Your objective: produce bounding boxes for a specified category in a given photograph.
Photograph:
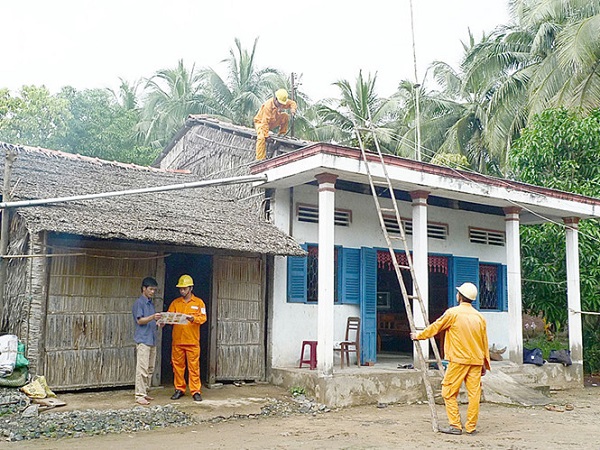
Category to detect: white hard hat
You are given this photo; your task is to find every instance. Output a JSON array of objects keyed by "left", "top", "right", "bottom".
[{"left": 456, "top": 282, "right": 478, "bottom": 301}]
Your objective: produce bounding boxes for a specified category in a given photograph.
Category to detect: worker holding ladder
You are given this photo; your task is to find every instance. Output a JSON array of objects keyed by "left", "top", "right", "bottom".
[{"left": 411, "top": 282, "right": 491, "bottom": 435}]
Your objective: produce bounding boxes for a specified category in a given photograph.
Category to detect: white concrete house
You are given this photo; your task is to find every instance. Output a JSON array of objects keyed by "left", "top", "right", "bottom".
[{"left": 249, "top": 142, "right": 600, "bottom": 385}]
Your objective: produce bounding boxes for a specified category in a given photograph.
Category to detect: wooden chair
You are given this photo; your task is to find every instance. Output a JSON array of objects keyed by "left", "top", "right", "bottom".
[{"left": 339, "top": 316, "right": 361, "bottom": 368}]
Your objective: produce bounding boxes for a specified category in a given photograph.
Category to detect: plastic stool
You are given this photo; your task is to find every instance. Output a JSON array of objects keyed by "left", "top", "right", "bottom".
[{"left": 299, "top": 340, "right": 318, "bottom": 369}]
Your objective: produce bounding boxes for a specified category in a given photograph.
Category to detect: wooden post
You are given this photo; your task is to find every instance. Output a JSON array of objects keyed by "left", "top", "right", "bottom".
[{"left": 0, "top": 149, "right": 17, "bottom": 326}]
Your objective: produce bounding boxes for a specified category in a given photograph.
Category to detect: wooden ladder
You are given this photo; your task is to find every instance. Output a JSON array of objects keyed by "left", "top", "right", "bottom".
[{"left": 353, "top": 119, "right": 445, "bottom": 432}]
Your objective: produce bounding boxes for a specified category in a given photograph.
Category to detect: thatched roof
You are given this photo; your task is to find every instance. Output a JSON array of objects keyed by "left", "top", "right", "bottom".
[
  {"left": 154, "top": 114, "right": 311, "bottom": 169},
  {"left": 0, "top": 142, "right": 305, "bottom": 256}
]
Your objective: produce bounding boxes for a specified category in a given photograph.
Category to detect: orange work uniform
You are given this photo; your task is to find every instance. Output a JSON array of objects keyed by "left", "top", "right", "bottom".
[
  {"left": 253, "top": 97, "right": 298, "bottom": 160},
  {"left": 168, "top": 295, "right": 207, "bottom": 395},
  {"left": 415, "top": 302, "right": 491, "bottom": 433}
]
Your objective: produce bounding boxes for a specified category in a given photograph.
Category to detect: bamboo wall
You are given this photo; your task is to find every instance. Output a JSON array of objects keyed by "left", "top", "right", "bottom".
[
  {"left": 44, "top": 246, "right": 162, "bottom": 390},
  {"left": 213, "top": 255, "right": 265, "bottom": 381},
  {"left": 3, "top": 214, "right": 30, "bottom": 335}
]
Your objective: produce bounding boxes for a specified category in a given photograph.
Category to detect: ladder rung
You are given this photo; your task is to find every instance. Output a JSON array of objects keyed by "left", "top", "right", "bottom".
[
  {"left": 380, "top": 207, "right": 397, "bottom": 213},
  {"left": 398, "top": 264, "right": 410, "bottom": 270},
  {"left": 372, "top": 181, "right": 390, "bottom": 187},
  {"left": 389, "top": 235, "right": 404, "bottom": 240},
  {"left": 407, "top": 294, "right": 421, "bottom": 300}
]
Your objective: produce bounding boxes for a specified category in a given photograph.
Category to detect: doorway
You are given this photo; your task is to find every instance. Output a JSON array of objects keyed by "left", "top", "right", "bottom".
[
  {"left": 375, "top": 252, "right": 448, "bottom": 356},
  {"left": 161, "top": 253, "right": 212, "bottom": 388}
]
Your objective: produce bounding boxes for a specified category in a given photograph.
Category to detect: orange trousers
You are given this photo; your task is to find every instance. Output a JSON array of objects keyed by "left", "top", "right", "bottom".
[
  {"left": 254, "top": 113, "right": 290, "bottom": 160},
  {"left": 171, "top": 344, "right": 201, "bottom": 395},
  {"left": 441, "top": 362, "right": 483, "bottom": 433}
]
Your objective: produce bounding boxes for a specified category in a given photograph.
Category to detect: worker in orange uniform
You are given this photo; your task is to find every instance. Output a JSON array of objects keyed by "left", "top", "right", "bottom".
[
  {"left": 410, "top": 282, "right": 491, "bottom": 436},
  {"left": 168, "top": 274, "right": 207, "bottom": 402},
  {"left": 253, "top": 88, "right": 297, "bottom": 160}
]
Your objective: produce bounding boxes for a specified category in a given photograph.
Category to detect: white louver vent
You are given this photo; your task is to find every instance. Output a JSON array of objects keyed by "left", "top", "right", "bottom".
[
  {"left": 297, "top": 204, "right": 352, "bottom": 227},
  {"left": 383, "top": 216, "right": 448, "bottom": 240},
  {"left": 469, "top": 227, "right": 505, "bottom": 246}
]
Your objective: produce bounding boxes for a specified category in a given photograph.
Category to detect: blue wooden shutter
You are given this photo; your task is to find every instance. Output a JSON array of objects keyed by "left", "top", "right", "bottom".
[
  {"left": 499, "top": 264, "right": 508, "bottom": 311},
  {"left": 360, "top": 247, "right": 377, "bottom": 365},
  {"left": 287, "top": 244, "right": 308, "bottom": 303},
  {"left": 449, "top": 256, "right": 480, "bottom": 308},
  {"left": 341, "top": 247, "right": 360, "bottom": 304}
]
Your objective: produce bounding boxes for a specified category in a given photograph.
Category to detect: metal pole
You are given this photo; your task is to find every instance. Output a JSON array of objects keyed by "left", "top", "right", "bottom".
[
  {"left": 409, "top": 0, "right": 422, "bottom": 161},
  {"left": 290, "top": 72, "right": 296, "bottom": 138},
  {"left": 0, "top": 174, "right": 268, "bottom": 210},
  {"left": 0, "top": 149, "right": 17, "bottom": 324}
]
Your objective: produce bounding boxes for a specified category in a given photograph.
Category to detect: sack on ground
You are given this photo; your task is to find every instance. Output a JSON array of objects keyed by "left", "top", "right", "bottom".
[
  {"left": 15, "top": 342, "right": 29, "bottom": 369},
  {"left": 21, "top": 376, "right": 57, "bottom": 399},
  {"left": 523, "top": 347, "right": 545, "bottom": 366},
  {"left": 0, "top": 334, "right": 19, "bottom": 377},
  {"left": 0, "top": 366, "right": 28, "bottom": 387},
  {"left": 548, "top": 349, "right": 572, "bottom": 366}
]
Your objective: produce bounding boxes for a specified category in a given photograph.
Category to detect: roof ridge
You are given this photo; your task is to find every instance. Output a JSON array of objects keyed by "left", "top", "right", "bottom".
[{"left": 0, "top": 141, "right": 173, "bottom": 173}]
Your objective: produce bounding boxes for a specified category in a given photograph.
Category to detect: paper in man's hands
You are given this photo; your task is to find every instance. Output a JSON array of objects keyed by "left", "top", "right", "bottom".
[{"left": 157, "top": 312, "right": 190, "bottom": 325}]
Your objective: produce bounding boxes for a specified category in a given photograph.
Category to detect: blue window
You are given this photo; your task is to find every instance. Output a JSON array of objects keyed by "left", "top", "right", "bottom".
[
  {"left": 287, "top": 245, "right": 360, "bottom": 304},
  {"left": 449, "top": 256, "right": 507, "bottom": 311}
]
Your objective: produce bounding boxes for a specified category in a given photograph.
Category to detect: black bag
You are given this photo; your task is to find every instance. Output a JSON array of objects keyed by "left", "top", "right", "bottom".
[
  {"left": 523, "top": 347, "right": 545, "bottom": 366},
  {"left": 548, "top": 349, "right": 572, "bottom": 366}
]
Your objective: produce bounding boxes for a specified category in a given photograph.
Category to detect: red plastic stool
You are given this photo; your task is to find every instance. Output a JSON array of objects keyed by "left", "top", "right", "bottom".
[{"left": 299, "top": 340, "right": 318, "bottom": 369}]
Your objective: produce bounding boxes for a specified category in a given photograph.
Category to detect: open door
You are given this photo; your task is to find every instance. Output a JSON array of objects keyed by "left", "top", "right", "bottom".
[{"left": 210, "top": 255, "right": 265, "bottom": 382}]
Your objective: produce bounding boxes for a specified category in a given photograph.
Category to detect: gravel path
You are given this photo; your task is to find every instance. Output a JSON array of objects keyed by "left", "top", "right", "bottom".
[{"left": 0, "top": 388, "right": 328, "bottom": 442}]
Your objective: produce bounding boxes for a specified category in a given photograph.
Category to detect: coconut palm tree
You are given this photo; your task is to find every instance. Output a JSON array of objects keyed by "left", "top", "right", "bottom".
[
  {"left": 316, "top": 71, "right": 400, "bottom": 153},
  {"left": 412, "top": 1, "right": 600, "bottom": 175},
  {"left": 138, "top": 60, "right": 210, "bottom": 149},
  {"left": 201, "top": 38, "right": 290, "bottom": 127}
]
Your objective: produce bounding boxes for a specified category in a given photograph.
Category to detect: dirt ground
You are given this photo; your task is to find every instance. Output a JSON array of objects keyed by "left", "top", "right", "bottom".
[{"left": 2, "top": 381, "right": 600, "bottom": 450}]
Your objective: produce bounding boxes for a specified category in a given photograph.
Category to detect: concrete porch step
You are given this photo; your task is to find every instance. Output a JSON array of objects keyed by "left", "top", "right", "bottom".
[{"left": 482, "top": 370, "right": 551, "bottom": 406}]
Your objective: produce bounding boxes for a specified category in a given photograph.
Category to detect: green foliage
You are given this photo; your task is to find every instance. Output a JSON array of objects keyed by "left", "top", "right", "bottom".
[
  {"left": 429, "top": 152, "right": 471, "bottom": 170},
  {"left": 0, "top": 85, "right": 156, "bottom": 165},
  {"left": 511, "top": 107, "right": 600, "bottom": 372},
  {"left": 524, "top": 334, "right": 569, "bottom": 361},
  {"left": 56, "top": 87, "right": 157, "bottom": 164},
  {"left": 289, "top": 386, "right": 306, "bottom": 396},
  {"left": 0, "top": 85, "right": 70, "bottom": 148},
  {"left": 583, "top": 316, "right": 600, "bottom": 374}
]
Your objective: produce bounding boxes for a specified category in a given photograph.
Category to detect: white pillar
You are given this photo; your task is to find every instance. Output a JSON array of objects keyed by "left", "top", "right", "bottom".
[
  {"left": 410, "top": 190, "right": 429, "bottom": 361},
  {"left": 315, "top": 173, "right": 337, "bottom": 377},
  {"left": 504, "top": 207, "right": 523, "bottom": 364},
  {"left": 564, "top": 217, "right": 583, "bottom": 364}
]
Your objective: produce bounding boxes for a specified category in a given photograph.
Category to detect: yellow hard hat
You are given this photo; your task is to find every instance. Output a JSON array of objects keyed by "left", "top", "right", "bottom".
[
  {"left": 275, "top": 88, "right": 288, "bottom": 105},
  {"left": 456, "top": 282, "right": 477, "bottom": 301},
  {"left": 176, "top": 274, "right": 194, "bottom": 288}
]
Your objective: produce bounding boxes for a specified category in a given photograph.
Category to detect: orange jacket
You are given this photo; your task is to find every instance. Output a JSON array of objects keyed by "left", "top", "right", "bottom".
[
  {"left": 168, "top": 295, "right": 207, "bottom": 346},
  {"left": 253, "top": 97, "right": 297, "bottom": 129},
  {"left": 416, "top": 302, "right": 491, "bottom": 369}
]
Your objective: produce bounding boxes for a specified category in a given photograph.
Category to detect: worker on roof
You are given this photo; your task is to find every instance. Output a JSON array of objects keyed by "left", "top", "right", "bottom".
[{"left": 253, "top": 88, "right": 298, "bottom": 160}]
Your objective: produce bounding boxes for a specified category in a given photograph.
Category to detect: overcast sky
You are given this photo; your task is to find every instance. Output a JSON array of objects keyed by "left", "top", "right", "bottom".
[{"left": 1, "top": 1, "right": 511, "bottom": 101}]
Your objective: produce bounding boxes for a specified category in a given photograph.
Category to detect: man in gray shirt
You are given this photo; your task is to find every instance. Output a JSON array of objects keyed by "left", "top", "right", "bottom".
[{"left": 132, "top": 277, "right": 162, "bottom": 405}]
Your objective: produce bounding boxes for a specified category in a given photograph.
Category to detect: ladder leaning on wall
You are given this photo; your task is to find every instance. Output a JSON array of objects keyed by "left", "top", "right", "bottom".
[{"left": 352, "top": 118, "right": 445, "bottom": 432}]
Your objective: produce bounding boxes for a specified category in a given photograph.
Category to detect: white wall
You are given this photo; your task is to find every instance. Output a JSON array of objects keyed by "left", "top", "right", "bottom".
[
  {"left": 270, "top": 185, "right": 509, "bottom": 367},
  {"left": 482, "top": 311, "right": 509, "bottom": 352}
]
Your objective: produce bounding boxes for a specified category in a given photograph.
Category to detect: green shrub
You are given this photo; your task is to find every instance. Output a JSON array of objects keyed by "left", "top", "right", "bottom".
[
  {"left": 524, "top": 335, "right": 568, "bottom": 360},
  {"left": 583, "top": 316, "right": 600, "bottom": 374},
  {"left": 289, "top": 386, "right": 306, "bottom": 396}
]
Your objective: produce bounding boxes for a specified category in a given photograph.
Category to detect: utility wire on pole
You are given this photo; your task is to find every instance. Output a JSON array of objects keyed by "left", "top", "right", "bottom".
[
  {"left": 0, "top": 174, "right": 268, "bottom": 210},
  {"left": 409, "top": 0, "right": 422, "bottom": 161},
  {"left": 290, "top": 72, "right": 299, "bottom": 138}
]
